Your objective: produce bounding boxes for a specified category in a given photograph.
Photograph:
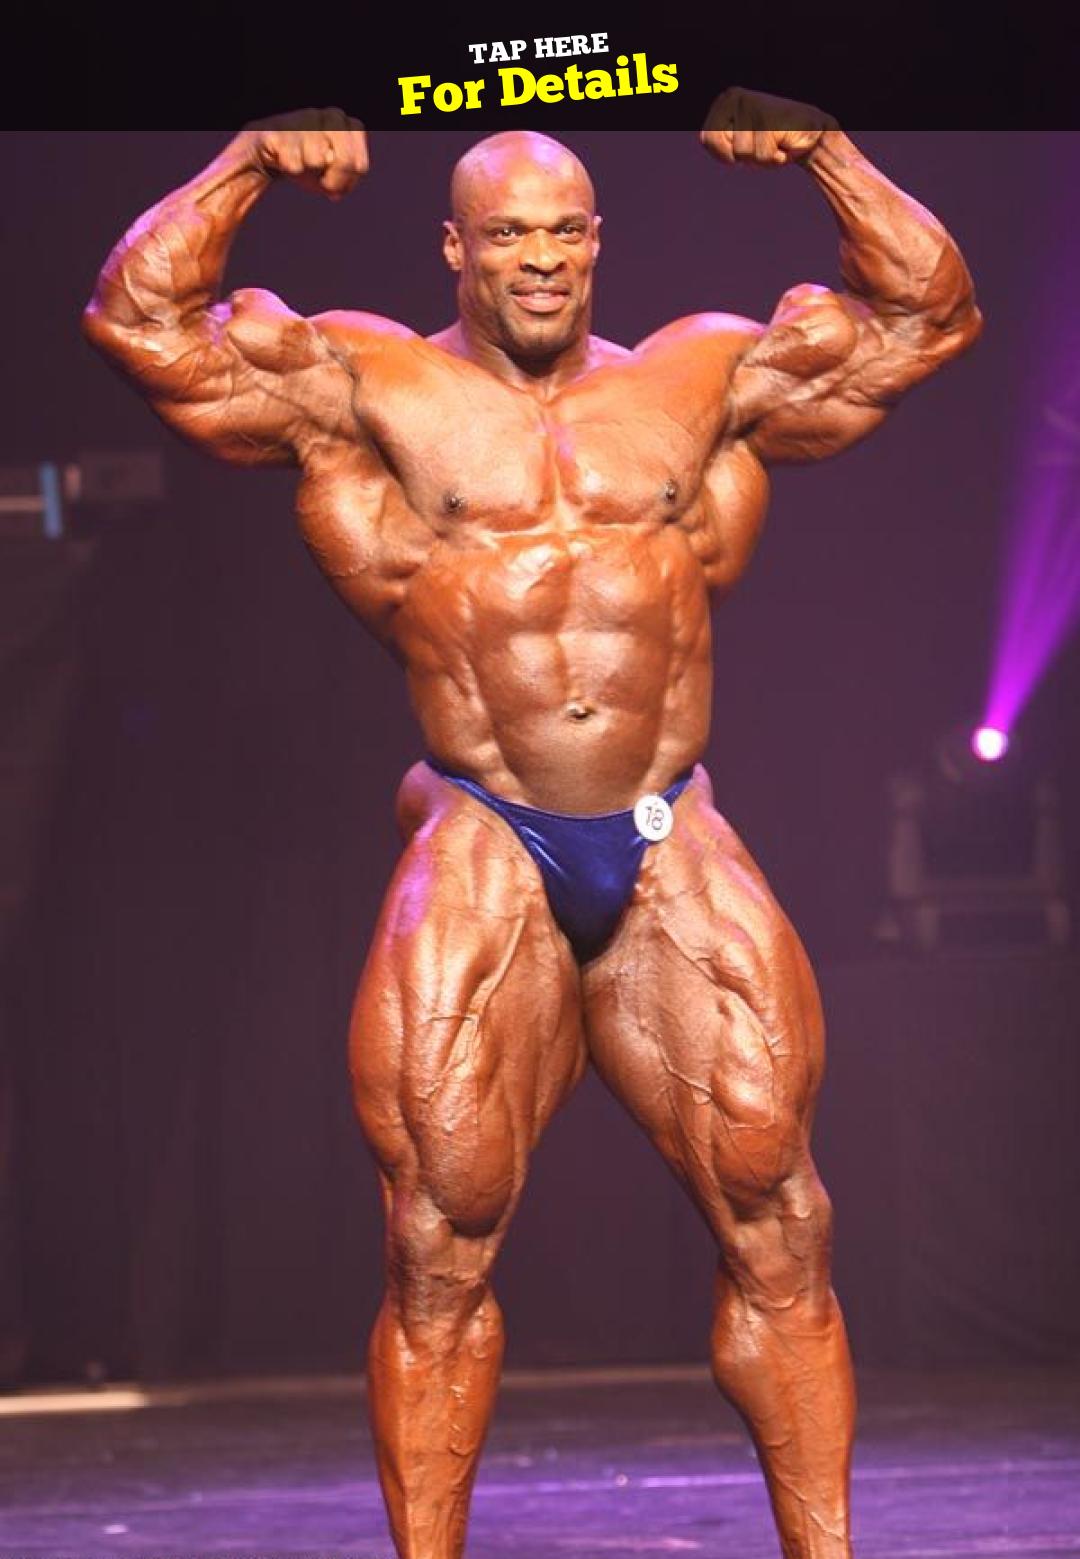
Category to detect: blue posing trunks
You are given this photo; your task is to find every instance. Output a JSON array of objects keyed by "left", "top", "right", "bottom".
[{"left": 426, "top": 758, "right": 694, "bottom": 963}]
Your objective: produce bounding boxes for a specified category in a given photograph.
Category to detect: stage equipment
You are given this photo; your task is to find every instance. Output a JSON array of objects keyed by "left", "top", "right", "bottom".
[
  {"left": 878, "top": 722, "right": 1070, "bottom": 953},
  {"left": 0, "top": 453, "right": 163, "bottom": 542}
]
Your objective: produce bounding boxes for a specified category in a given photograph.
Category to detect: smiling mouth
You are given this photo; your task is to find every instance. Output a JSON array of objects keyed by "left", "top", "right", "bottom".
[{"left": 511, "top": 289, "right": 570, "bottom": 314}]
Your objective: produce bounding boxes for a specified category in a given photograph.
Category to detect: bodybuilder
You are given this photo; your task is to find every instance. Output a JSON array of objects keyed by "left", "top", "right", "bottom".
[{"left": 83, "top": 104, "right": 981, "bottom": 1558}]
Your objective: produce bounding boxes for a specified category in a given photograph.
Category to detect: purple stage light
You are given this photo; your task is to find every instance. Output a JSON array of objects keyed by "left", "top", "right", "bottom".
[
  {"left": 984, "top": 154, "right": 1080, "bottom": 738},
  {"left": 972, "top": 725, "right": 1008, "bottom": 762},
  {"left": 984, "top": 422, "right": 1080, "bottom": 733}
]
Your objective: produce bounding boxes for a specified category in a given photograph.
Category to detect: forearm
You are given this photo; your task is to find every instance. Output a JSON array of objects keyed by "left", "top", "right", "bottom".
[
  {"left": 803, "top": 132, "right": 978, "bottom": 332},
  {"left": 84, "top": 137, "right": 271, "bottom": 339}
]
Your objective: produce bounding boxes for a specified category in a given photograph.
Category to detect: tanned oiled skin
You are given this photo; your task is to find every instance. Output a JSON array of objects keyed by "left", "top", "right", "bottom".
[{"left": 83, "top": 112, "right": 981, "bottom": 1559}]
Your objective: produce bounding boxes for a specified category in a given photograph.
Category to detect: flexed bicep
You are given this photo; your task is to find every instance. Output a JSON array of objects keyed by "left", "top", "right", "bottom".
[
  {"left": 731, "top": 272, "right": 984, "bottom": 465},
  {"left": 85, "top": 285, "right": 360, "bottom": 467},
  {"left": 728, "top": 284, "right": 897, "bottom": 464},
  {"left": 82, "top": 110, "right": 374, "bottom": 467},
  {"left": 697, "top": 99, "right": 982, "bottom": 466}
]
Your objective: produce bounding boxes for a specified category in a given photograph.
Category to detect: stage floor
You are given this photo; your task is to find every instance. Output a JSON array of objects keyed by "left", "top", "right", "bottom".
[{"left": 1, "top": 1364, "right": 1078, "bottom": 1556}]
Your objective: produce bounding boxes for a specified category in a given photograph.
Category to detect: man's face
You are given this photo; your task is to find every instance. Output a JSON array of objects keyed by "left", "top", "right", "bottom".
[{"left": 443, "top": 153, "right": 601, "bottom": 362}]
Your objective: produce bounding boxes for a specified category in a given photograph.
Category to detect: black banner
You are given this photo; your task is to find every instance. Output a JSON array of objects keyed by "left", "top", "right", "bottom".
[{"left": 10, "top": 11, "right": 1077, "bottom": 128}]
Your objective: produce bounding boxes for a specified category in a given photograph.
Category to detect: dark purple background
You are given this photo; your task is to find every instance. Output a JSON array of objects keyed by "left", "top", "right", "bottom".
[{"left": 6, "top": 131, "right": 1080, "bottom": 1382}]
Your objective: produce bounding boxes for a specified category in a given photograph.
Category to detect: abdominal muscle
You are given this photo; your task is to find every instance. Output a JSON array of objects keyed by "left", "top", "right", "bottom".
[{"left": 392, "top": 522, "right": 714, "bottom": 814}]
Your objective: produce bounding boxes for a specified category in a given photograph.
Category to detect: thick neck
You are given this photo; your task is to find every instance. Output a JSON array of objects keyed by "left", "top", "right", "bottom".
[{"left": 447, "top": 312, "right": 597, "bottom": 397}]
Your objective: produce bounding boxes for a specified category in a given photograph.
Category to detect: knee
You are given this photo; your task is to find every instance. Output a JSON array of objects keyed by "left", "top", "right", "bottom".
[
  {"left": 384, "top": 1181, "right": 508, "bottom": 1333},
  {"left": 720, "top": 1168, "right": 834, "bottom": 1314}
]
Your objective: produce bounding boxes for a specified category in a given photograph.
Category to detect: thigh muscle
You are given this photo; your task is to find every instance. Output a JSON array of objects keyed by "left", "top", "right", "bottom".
[
  {"left": 581, "top": 767, "right": 825, "bottom": 1218},
  {"left": 350, "top": 769, "right": 586, "bottom": 1238}
]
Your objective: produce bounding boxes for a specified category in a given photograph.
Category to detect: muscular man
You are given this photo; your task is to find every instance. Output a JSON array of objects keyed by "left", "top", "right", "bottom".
[{"left": 83, "top": 107, "right": 981, "bottom": 1559}]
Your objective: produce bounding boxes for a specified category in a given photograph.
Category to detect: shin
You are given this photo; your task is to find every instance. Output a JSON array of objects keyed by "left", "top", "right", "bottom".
[
  {"left": 367, "top": 1192, "right": 507, "bottom": 1559},
  {"left": 709, "top": 1170, "right": 855, "bottom": 1559}
]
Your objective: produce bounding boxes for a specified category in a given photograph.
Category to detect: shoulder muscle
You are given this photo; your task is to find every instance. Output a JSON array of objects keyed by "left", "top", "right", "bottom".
[{"left": 633, "top": 311, "right": 762, "bottom": 362}]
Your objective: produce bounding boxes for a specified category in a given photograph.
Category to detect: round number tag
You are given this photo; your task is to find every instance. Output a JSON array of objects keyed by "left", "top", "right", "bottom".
[{"left": 633, "top": 793, "right": 674, "bottom": 843}]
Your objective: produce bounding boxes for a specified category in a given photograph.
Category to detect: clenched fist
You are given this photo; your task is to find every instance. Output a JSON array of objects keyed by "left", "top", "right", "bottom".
[
  {"left": 701, "top": 87, "right": 839, "bottom": 166},
  {"left": 235, "top": 106, "right": 368, "bottom": 199}
]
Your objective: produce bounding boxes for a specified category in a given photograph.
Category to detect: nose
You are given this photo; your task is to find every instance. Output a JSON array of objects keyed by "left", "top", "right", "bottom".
[{"left": 518, "top": 229, "right": 564, "bottom": 272}]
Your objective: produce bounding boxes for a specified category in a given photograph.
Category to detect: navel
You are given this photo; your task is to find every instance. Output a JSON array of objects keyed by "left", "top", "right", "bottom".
[{"left": 443, "top": 491, "right": 467, "bottom": 515}]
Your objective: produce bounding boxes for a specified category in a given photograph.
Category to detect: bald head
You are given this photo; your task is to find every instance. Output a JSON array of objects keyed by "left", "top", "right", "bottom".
[
  {"left": 450, "top": 132, "right": 595, "bottom": 225},
  {"left": 442, "top": 130, "right": 602, "bottom": 369}
]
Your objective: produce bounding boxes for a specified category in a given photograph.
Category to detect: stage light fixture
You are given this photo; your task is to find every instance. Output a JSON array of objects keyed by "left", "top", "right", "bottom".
[{"left": 878, "top": 719, "right": 1070, "bottom": 953}]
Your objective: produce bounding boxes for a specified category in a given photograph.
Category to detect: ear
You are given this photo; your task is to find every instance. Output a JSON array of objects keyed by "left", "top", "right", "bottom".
[
  {"left": 442, "top": 219, "right": 463, "bottom": 273},
  {"left": 590, "top": 213, "right": 603, "bottom": 264}
]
